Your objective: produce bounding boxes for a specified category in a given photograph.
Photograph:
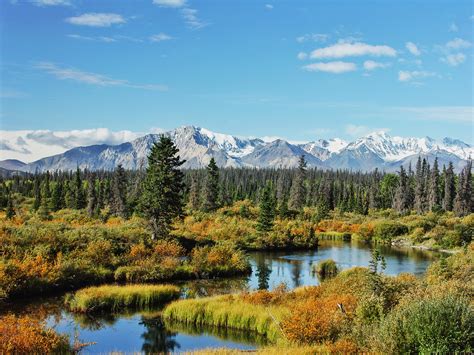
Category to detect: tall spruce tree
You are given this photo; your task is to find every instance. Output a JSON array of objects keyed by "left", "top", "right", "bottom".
[
  {"left": 454, "top": 161, "right": 472, "bottom": 216},
  {"left": 443, "top": 162, "right": 456, "bottom": 211},
  {"left": 289, "top": 155, "right": 307, "bottom": 211},
  {"left": 32, "top": 175, "right": 41, "bottom": 211},
  {"left": 6, "top": 193, "right": 15, "bottom": 219},
  {"left": 188, "top": 175, "right": 201, "bottom": 210},
  {"left": 257, "top": 182, "right": 276, "bottom": 232},
  {"left": 393, "top": 165, "right": 411, "bottom": 214},
  {"left": 86, "top": 177, "right": 97, "bottom": 217},
  {"left": 414, "top": 157, "right": 428, "bottom": 214},
  {"left": 50, "top": 181, "right": 64, "bottom": 211},
  {"left": 428, "top": 158, "right": 441, "bottom": 212},
  {"left": 112, "top": 164, "right": 128, "bottom": 218},
  {"left": 74, "top": 168, "right": 86, "bottom": 209},
  {"left": 140, "top": 136, "right": 185, "bottom": 239},
  {"left": 202, "top": 158, "right": 220, "bottom": 212}
]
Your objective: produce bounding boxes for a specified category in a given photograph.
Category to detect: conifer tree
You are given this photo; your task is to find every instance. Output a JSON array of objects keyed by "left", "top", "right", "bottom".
[
  {"left": 74, "top": 168, "right": 86, "bottom": 209},
  {"left": 202, "top": 158, "right": 220, "bottom": 212},
  {"left": 443, "top": 162, "right": 456, "bottom": 211},
  {"left": 454, "top": 161, "right": 472, "bottom": 216},
  {"left": 257, "top": 182, "right": 276, "bottom": 232},
  {"left": 289, "top": 155, "right": 307, "bottom": 211},
  {"left": 428, "top": 158, "right": 441, "bottom": 212},
  {"left": 414, "top": 157, "right": 428, "bottom": 214},
  {"left": 188, "top": 175, "right": 201, "bottom": 210},
  {"left": 278, "top": 194, "right": 289, "bottom": 219},
  {"left": 5, "top": 193, "right": 15, "bottom": 220},
  {"left": 112, "top": 164, "right": 128, "bottom": 218},
  {"left": 32, "top": 175, "right": 41, "bottom": 211},
  {"left": 393, "top": 166, "right": 411, "bottom": 214},
  {"left": 50, "top": 181, "right": 64, "bottom": 211},
  {"left": 140, "top": 136, "right": 185, "bottom": 239},
  {"left": 86, "top": 177, "right": 97, "bottom": 217}
]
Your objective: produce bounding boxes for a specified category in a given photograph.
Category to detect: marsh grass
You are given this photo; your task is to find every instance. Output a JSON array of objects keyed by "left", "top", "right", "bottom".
[
  {"left": 314, "top": 259, "right": 339, "bottom": 279},
  {"left": 162, "top": 295, "right": 289, "bottom": 343},
  {"left": 65, "top": 284, "right": 180, "bottom": 313}
]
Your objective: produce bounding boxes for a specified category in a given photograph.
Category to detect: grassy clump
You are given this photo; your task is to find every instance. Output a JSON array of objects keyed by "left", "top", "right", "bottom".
[
  {"left": 163, "top": 295, "right": 289, "bottom": 343},
  {"left": 314, "top": 259, "right": 339, "bottom": 279},
  {"left": 65, "top": 284, "right": 180, "bottom": 313}
]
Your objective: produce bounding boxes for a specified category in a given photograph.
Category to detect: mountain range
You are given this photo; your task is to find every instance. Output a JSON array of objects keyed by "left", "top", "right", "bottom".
[{"left": 1, "top": 126, "right": 472, "bottom": 173}]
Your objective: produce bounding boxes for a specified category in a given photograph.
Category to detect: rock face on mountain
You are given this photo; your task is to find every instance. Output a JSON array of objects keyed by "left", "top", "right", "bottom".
[{"left": 13, "top": 126, "right": 473, "bottom": 173}]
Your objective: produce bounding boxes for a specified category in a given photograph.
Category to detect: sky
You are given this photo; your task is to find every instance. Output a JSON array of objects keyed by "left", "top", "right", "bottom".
[{"left": 0, "top": 0, "right": 473, "bottom": 162}]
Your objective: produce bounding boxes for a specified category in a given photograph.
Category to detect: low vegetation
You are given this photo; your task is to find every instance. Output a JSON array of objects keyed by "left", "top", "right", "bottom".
[
  {"left": 314, "top": 259, "right": 339, "bottom": 279},
  {"left": 65, "top": 284, "right": 181, "bottom": 313},
  {"left": 164, "top": 245, "right": 474, "bottom": 353}
]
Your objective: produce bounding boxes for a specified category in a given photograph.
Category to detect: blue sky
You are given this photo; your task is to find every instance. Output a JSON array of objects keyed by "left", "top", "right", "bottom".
[{"left": 1, "top": 0, "right": 473, "bottom": 153}]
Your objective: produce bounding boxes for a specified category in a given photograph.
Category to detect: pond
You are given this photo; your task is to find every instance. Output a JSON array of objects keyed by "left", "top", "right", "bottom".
[{"left": 7, "top": 240, "right": 441, "bottom": 354}]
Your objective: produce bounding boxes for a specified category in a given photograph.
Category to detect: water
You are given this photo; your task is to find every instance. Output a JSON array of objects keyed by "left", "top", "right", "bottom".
[{"left": 7, "top": 240, "right": 441, "bottom": 353}]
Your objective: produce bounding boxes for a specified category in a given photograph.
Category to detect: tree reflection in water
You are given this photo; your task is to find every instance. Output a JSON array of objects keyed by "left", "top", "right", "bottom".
[
  {"left": 255, "top": 257, "right": 271, "bottom": 290},
  {"left": 140, "top": 316, "right": 179, "bottom": 354}
]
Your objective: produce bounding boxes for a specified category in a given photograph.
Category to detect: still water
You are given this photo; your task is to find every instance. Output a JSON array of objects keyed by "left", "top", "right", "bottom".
[{"left": 11, "top": 240, "right": 441, "bottom": 354}]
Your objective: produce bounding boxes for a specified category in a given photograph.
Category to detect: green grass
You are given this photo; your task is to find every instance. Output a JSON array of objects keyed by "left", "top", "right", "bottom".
[
  {"left": 65, "top": 284, "right": 181, "bottom": 313},
  {"left": 314, "top": 259, "right": 339, "bottom": 279},
  {"left": 162, "top": 295, "right": 289, "bottom": 343}
]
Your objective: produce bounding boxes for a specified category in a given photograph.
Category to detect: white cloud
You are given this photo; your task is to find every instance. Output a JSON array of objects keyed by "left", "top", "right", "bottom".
[
  {"left": 405, "top": 42, "right": 421, "bottom": 56},
  {"left": 35, "top": 62, "right": 168, "bottom": 91},
  {"left": 345, "top": 124, "right": 389, "bottom": 137},
  {"left": 0, "top": 129, "right": 147, "bottom": 162},
  {"left": 297, "top": 52, "right": 308, "bottom": 60},
  {"left": 310, "top": 41, "right": 397, "bottom": 59},
  {"left": 398, "top": 70, "right": 436, "bottom": 82},
  {"left": 449, "top": 23, "right": 458, "bottom": 32},
  {"left": 442, "top": 53, "right": 466, "bottom": 66},
  {"left": 265, "top": 4, "right": 273, "bottom": 10},
  {"left": 302, "top": 61, "right": 357, "bottom": 74},
  {"left": 65, "top": 13, "right": 126, "bottom": 27},
  {"left": 445, "top": 38, "right": 472, "bottom": 50},
  {"left": 181, "top": 8, "right": 207, "bottom": 29},
  {"left": 149, "top": 33, "right": 173, "bottom": 42},
  {"left": 153, "top": 0, "right": 186, "bottom": 7},
  {"left": 363, "top": 60, "right": 390, "bottom": 71},
  {"left": 67, "top": 34, "right": 117, "bottom": 42},
  {"left": 31, "top": 0, "right": 70, "bottom": 6},
  {"left": 296, "top": 33, "right": 329, "bottom": 43},
  {"left": 394, "top": 106, "right": 473, "bottom": 123}
]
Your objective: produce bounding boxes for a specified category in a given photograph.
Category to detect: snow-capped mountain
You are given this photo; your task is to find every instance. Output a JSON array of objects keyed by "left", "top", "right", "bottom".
[{"left": 8, "top": 126, "right": 473, "bottom": 173}]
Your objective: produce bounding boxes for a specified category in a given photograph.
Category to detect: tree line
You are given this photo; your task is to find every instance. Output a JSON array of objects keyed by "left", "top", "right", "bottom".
[{"left": 1, "top": 136, "right": 472, "bottom": 236}]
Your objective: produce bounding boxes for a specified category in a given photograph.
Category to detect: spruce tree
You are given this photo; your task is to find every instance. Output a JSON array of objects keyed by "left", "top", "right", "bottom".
[
  {"left": 414, "top": 157, "right": 428, "bottom": 214},
  {"left": 50, "top": 181, "right": 64, "bottom": 211},
  {"left": 393, "top": 165, "right": 411, "bottom": 214},
  {"left": 257, "top": 182, "right": 276, "bottom": 232},
  {"left": 6, "top": 193, "right": 15, "bottom": 219},
  {"left": 86, "top": 177, "right": 97, "bottom": 217},
  {"left": 202, "top": 158, "right": 220, "bottom": 212},
  {"left": 428, "top": 158, "right": 441, "bottom": 212},
  {"left": 112, "top": 164, "right": 128, "bottom": 218},
  {"left": 188, "top": 175, "right": 201, "bottom": 210},
  {"left": 139, "top": 136, "right": 185, "bottom": 239},
  {"left": 454, "top": 161, "right": 472, "bottom": 216},
  {"left": 32, "top": 175, "right": 41, "bottom": 211},
  {"left": 443, "top": 162, "right": 456, "bottom": 211},
  {"left": 74, "top": 168, "right": 86, "bottom": 209},
  {"left": 289, "top": 155, "right": 307, "bottom": 211}
]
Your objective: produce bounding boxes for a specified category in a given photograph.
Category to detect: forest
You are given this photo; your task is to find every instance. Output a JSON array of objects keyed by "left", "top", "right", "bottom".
[{"left": 0, "top": 136, "right": 473, "bottom": 353}]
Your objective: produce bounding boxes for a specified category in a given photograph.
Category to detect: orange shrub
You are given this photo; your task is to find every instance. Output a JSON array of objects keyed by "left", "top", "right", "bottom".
[
  {"left": 0, "top": 314, "right": 70, "bottom": 353},
  {"left": 326, "top": 338, "right": 359, "bottom": 353},
  {"left": 153, "top": 240, "right": 185, "bottom": 258},
  {"left": 281, "top": 294, "right": 357, "bottom": 344}
]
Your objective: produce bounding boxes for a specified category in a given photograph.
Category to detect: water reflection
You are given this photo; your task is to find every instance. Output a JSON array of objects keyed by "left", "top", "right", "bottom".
[{"left": 4, "top": 240, "right": 441, "bottom": 353}]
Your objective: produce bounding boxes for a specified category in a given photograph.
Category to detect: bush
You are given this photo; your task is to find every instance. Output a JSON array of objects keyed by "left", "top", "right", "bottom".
[
  {"left": 373, "top": 220, "right": 408, "bottom": 242},
  {"left": 374, "top": 293, "right": 474, "bottom": 353},
  {"left": 314, "top": 259, "right": 339, "bottom": 280}
]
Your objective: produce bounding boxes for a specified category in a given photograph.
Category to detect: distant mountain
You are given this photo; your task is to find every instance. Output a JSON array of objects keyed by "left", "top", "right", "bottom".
[
  {"left": 0, "top": 159, "right": 26, "bottom": 171},
  {"left": 10, "top": 126, "right": 473, "bottom": 173}
]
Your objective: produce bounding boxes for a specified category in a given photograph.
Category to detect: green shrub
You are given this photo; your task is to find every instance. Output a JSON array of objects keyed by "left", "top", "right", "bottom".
[
  {"left": 373, "top": 220, "right": 408, "bottom": 242},
  {"left": 374, "top": 293, "right": 474, "bottom": 353},
  {"left": 314, "top": 259, "right": 339, "bottom": 280}
]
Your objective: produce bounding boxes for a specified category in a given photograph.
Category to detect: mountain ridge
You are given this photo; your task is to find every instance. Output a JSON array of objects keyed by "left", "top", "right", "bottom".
[{"left": 3, "top": 125, "right": 472, "bottom": 173}]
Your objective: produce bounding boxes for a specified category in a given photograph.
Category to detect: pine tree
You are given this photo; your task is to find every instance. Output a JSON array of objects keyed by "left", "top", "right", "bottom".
[
  {"left": 188, "top": 175, "right": 201, "bottom": 210},
  {"left": 289, "top": 155, "right": 307, "bottom": 211},
  {"left": 257, "top": 182, "right": 276, "bottom": 232},
  {"left": 428, "top": 158, "right": 441, "bottom": 212},
  {"left": 393, "top": 166, "right": 411, "bottom": 214},
  {"left": 32, "top": 175, "right": 41, "bottom": 211},
  {"left": 112, "top": 164, "right": 128, "bottom": 218},
  {"left": 202, "top": 158, "right": 220, "bottom": 212},
  {"left": 414, "top": 157, "right": 428, "bottom": 214},
  {"left": 6, "top": 193, "right": 15, "bottom": 219},
  {"left": 50, "top": 181, "right": 64, "bottom": 211},
  {"left": 86, "top": 177, "right": 97, "bottom": 217},
  {"left": 443, "top": 162, "right": 456, "bottom": 211},
  {"left": 454, "top": 161, "right": 472, "bottom": 216},
  {"left": 74, "top": 168, "right": 86, "bottom": 209},
  {"left": 139, "top": 136, "right": 186, "bottom": 239}
]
